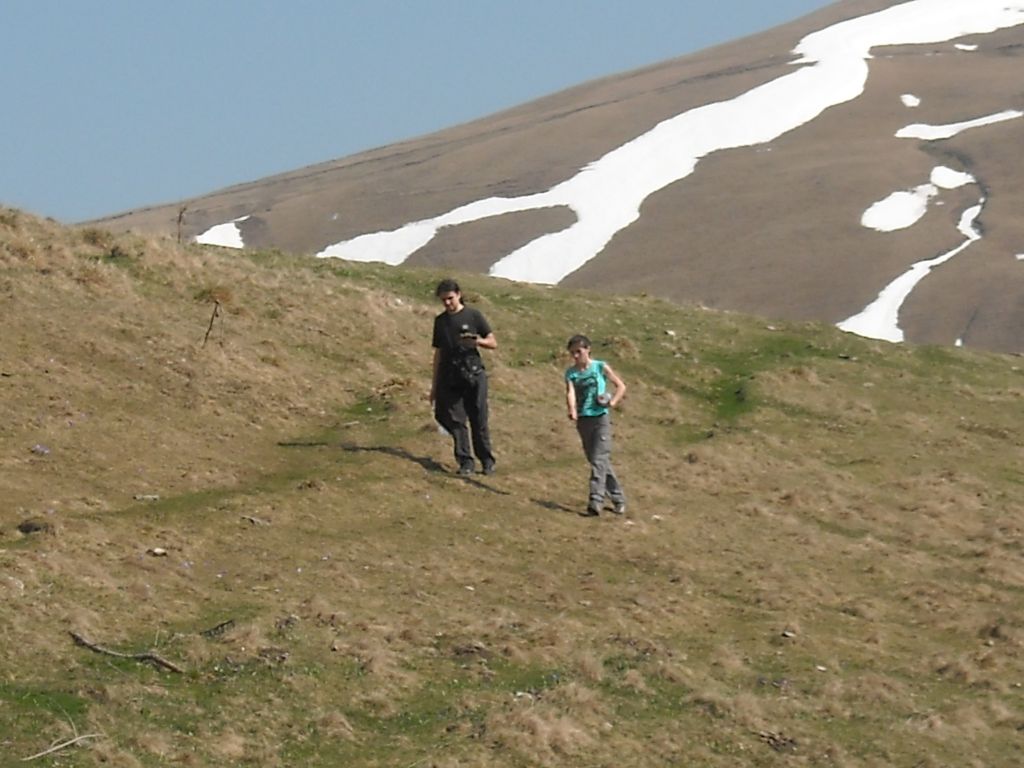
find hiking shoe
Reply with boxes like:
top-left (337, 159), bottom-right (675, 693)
top-left (579, 506), bottom-right (600, 517)
top-left (457, 463), bottom-right (475, 476)
top-left (481, 462), bottom-right (496, 476)
top-left (612, 501), bottom-right (626, 515)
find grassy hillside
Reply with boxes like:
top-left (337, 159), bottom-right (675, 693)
top-left (3, 206), bottom-right (1024, 767)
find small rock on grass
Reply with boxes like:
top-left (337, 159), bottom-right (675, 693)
top-left (17, 518), bottom-right (53, 535)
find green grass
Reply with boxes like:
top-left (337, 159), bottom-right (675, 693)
top-left (5, 209), bottom-right (1024, 766)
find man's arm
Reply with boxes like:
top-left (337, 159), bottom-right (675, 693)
top-left (430, 347), bottom-right (441, 402)
top-left (474, 309), bottom-right (497, 350)
top-left (474, 332), bottom-right (497, 351)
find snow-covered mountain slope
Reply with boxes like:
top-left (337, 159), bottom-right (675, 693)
top-left (97, 0), bottom-right (1024, 352)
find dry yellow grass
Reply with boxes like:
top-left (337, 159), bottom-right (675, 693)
top-left (4, 207), bottom-right (1024, 766)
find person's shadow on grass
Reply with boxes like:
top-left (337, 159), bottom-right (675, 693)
top-left (338, 443), bottom-right (511, 495)
top-left (284, 440), bottom-right (513, 496)
top-left (531, 498), bottom-right (576, 515)
top-left (338, 443), bottom-right (447, 473)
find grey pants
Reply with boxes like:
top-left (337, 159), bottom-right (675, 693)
top-left (435, 373), bottom-right (494, 468)
top-left (576, 414), bottom-right (625, 508)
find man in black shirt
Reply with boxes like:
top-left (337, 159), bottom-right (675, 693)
top-left (430, 278), bottom-right (497, 476)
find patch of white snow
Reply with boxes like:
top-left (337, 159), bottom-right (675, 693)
top-left (860, 166), bottom-right (975, 232)
top-left (862, 185), bottom-right (938, 232)
top-left (194, 216), bottom-right (250, 249)
top-left (318, 0), bottom-right (1024, 285)
top-left (840, 202), bottom-right (983, 342)
top-left (896, 109), bottom-right (1023, 140)
top-left (930, 166), bottom-right (975, 189)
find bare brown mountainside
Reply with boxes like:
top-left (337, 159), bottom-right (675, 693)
top-left (96, 0), bottom-right (1024, 352)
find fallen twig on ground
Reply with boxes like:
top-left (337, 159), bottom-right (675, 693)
top-left (69, 631), bottom-right (185, 673)
top-left (202, 299), bottom-right (221, 347)
top-left (21, 733), bottom-right (102, 762)
top-left (200, 619), bottom-right (236, 638)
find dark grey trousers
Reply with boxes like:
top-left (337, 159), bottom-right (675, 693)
top-left (435, 373), bottom-right (494, 468)
top-left (576, 413), bottom-right (624, 508)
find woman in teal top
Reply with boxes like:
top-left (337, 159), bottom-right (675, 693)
top-left (564, 334), bottom-right (627, 516)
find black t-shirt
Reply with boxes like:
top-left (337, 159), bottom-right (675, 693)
top-left (433, 306), bottom-right (492, 370)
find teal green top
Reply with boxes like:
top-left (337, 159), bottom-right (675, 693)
top-left (565, 360), bottom-right (609, 417)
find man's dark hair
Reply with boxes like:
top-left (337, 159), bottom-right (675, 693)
top-left (567, 334), bottom-right (591, 350)
top-left (435, 278), bottom-right (461, 296)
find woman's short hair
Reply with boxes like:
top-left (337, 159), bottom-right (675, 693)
top-left (566, 334), bottom-right (591, 350)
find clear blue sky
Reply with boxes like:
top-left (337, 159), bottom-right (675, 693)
top-left (0, 0), bottom-right (835, 223)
